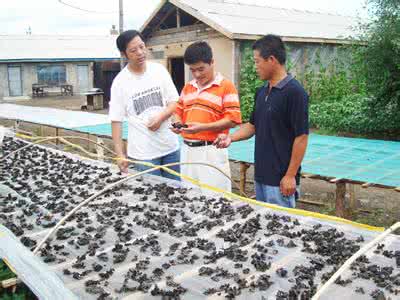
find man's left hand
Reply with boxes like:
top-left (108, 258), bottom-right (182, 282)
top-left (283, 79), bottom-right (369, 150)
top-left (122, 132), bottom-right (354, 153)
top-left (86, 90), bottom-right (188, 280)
top-left (181, 122), bottom-right (206, 134)
top-left (147, 116), bottom-right (163, 132)
top-left (280, 175), bottom-right (296, 196)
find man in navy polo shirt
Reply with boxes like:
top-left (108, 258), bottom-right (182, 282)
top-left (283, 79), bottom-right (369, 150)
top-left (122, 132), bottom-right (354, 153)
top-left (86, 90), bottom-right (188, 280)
top-left (214, 34), bottom-right (309, 208)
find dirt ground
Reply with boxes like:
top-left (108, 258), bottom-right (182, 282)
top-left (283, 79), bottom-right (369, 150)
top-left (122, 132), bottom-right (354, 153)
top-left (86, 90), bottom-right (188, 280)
top-left (2, 96), bottom-right (400, 228)
top-left (2, 95), bottom-right (87, 110)
top-left (229, 162), bottom-right (400, 228)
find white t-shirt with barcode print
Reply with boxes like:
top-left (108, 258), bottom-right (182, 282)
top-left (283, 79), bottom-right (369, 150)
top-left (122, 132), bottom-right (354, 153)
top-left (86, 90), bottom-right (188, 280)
top-left (109, 62), bottom-right (179, 160)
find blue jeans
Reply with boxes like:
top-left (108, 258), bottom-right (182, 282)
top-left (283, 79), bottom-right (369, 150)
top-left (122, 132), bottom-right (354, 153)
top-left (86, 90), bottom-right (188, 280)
top-left (255, 181), bottom-right (299, 208)
top-left (133, 150), bottom-right (180, 181)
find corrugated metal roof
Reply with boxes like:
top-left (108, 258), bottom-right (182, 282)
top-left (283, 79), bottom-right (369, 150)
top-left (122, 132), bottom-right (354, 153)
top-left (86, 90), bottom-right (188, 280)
top-left (0, 35), bottom-right (120, 62)
top-left (143, 0), bottom-right (357, 41)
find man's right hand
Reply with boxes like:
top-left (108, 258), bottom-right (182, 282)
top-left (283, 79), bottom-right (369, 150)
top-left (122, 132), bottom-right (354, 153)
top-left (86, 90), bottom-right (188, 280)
top-left (213, 134), bottom-right (232, 148)
top-left (117, 157), bottom-right (129, 174)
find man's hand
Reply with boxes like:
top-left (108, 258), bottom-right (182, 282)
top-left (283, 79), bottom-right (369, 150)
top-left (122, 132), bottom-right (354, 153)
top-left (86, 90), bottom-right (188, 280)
top-left (117, 157), bottom-right (129, 174)
top-left (170, 127), bottom-right (181, 134)
top-left (280, 175), bottom-right (296, 196)
top-left (181, 122), bottom-right (206, 134)
top-left (213, 134), bottom-right (232, 148)
top-left (147, 115), bottom-right (163, 132)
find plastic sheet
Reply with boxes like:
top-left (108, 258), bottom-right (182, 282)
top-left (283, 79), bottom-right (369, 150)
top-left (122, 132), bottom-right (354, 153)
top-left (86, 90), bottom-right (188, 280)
top-left (0, 103), bottom-right (109, 129)
top-left (0, 224), bottom-right (78, 300)
top-left (1, 137), bottom-right (399, 300)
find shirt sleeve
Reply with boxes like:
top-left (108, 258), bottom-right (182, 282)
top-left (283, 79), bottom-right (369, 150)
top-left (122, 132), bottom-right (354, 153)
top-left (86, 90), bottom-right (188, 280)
top-left (108, 81), bottom-right (126, 122)
top-left (160, 65), bottom-right (179, 104)
top-left (289, 88), bottom-right (309, 137)
top-left (222, 80), bottom-right (242, 124)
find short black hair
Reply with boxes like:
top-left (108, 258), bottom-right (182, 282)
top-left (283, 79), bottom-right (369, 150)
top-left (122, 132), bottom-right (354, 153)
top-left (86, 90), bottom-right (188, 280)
top-left (184, 41), bottom-right (213, 65)
top-left (252, 35), bottom-right (286, 65)
top-left (116, 30), bottom-right (144, 53)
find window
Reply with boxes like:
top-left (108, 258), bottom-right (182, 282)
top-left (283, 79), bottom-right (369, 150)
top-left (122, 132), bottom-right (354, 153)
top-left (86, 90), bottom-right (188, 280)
top-left (180, 10), bottom-right (198, 27)
top-left (159, 8), bottom-right (198, 30)
top-left (37, 65), bottom-right (66, 86)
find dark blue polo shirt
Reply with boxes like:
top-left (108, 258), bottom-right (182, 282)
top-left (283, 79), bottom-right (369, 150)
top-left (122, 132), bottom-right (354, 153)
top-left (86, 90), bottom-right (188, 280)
top-left (249, 74), bottom-right (309, 186)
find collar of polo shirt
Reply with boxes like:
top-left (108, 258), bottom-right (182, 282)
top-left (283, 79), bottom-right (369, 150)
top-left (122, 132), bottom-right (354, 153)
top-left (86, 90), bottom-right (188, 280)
top-left (265, 73), bottom-right (294, 90)
top-left (189, 72), bottom-right (224, 92)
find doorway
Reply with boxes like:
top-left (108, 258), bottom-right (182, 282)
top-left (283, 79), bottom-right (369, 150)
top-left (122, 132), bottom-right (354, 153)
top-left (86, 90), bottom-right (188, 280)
top-left (93, 61), bottom-right (121, 108)
top-left (77, 65), bottom-right (89, 93)
top-left (169, 57), bottom-right (185, 94)
top-left (8, 65), bottom-right (23, 96)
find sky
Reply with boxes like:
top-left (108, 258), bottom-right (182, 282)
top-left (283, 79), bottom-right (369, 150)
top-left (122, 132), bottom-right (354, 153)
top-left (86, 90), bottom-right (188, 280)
top-left (1, 0), bottom-right (369, 36)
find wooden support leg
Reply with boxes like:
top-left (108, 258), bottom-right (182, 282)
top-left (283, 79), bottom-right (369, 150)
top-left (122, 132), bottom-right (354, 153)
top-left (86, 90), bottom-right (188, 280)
top-left (14, 120), bottom-right (19, 132)
top-left (335, 181), bottom-right (346, 218)
top-left (239, 162), bottom-right (250, 196)
top-left (1, 278), bottom-right (18, 289)
top-left (348, 183), bottom-right (356, 217)
top-left (96, 137), bottom-right (104, 161)
top-left (56, 127), bottom-right (59, 146)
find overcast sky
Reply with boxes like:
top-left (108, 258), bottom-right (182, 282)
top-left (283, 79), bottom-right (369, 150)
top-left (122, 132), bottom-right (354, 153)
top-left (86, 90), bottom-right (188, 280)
top-left (1, 0), bottom-right (368, 35)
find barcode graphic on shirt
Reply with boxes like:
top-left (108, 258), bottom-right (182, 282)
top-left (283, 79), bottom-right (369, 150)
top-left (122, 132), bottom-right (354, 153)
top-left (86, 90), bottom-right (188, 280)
top-left (133, 91), bottom-right (163, 115)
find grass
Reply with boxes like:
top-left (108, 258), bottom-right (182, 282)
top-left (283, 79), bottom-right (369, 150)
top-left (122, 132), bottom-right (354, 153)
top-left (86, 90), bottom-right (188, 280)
top-left (0, 260), bottom-right (38, 300)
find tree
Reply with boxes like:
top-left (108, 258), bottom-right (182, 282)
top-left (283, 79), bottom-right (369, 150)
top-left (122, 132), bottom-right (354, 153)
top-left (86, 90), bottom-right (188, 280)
top-left (357, 0), bottom-right (400, 108)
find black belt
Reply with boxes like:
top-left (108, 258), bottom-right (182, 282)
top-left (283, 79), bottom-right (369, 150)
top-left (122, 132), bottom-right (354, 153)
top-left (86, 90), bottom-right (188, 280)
top-left (184, 140), bottom-right (213, 147)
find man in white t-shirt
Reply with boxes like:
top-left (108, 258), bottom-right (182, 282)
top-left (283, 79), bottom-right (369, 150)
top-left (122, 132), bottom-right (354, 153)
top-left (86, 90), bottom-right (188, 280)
top-left (109, 30), bottom-right (180, 180)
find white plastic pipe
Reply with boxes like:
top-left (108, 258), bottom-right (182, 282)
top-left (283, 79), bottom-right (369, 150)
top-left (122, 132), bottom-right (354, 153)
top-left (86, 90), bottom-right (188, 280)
top-left (32, 162), bottom-right (182, 254)
top-left (32, 160), bottom-right (242, 254)
top-left (312, 221), bottom-right (400, 299)
top-left (0, 135), bottom-right (114, 161)
top-left (3, 135), bottom-right (246, 196)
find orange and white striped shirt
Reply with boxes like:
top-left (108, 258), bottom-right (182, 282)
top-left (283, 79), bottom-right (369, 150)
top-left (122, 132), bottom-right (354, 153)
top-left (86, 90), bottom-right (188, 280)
top-left (176, 73), bottom-right (242, 141)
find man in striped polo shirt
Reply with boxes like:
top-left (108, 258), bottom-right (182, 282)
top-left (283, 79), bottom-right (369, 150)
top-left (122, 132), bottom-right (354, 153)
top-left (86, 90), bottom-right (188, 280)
top-left (171, 41), bottom-right (242, 193)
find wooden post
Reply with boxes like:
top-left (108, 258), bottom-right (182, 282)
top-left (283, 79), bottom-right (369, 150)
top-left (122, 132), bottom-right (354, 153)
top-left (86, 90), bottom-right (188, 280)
top-left (239, 162), bottom-right (250, 196)
top-left (176, 8), bottom-right (181, 28)
top-left (55, 127), bottom-right (59, 146)
top-left (87, 134), bottom-right (91, 151)
top-left (1, 278), bottom-right (17, 289)
top-left (14, 120), bottom-right (19, 132)
top-left (301, 47), bottom-right (309, 88)
top-left (96, 137), bottom-right (104, 161)
top-left (119, 0), bottom-right (124, 70)
top-left (348, 183), bottom-right (356, 217)
top-left (233, 40), bottom-right (241, 88)
top-left (335, 181), bottom-right (346, 218)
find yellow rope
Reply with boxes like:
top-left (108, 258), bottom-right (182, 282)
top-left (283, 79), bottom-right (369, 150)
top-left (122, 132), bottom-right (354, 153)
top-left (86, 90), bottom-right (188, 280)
top-left (9, 133), bottom-right (385, 232)
top-left (11, 133), bottom-right (248, 197)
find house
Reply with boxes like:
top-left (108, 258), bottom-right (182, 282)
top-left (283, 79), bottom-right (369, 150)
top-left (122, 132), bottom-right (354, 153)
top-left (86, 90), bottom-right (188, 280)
top-left (0, 35), bottom-right (120, 101)
top-left (140, 0), bottom-right (357, 92)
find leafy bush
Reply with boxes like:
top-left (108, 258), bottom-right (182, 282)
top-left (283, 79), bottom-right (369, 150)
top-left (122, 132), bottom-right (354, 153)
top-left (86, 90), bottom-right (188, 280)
top-left (355, 0), bottom-right (400, 109)
top-left (310, 93), bottom-right (400, 134)
top-left (239, 47), bottom-right (263, 122)
top-left (238, 44), bottom-right (399, 136)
